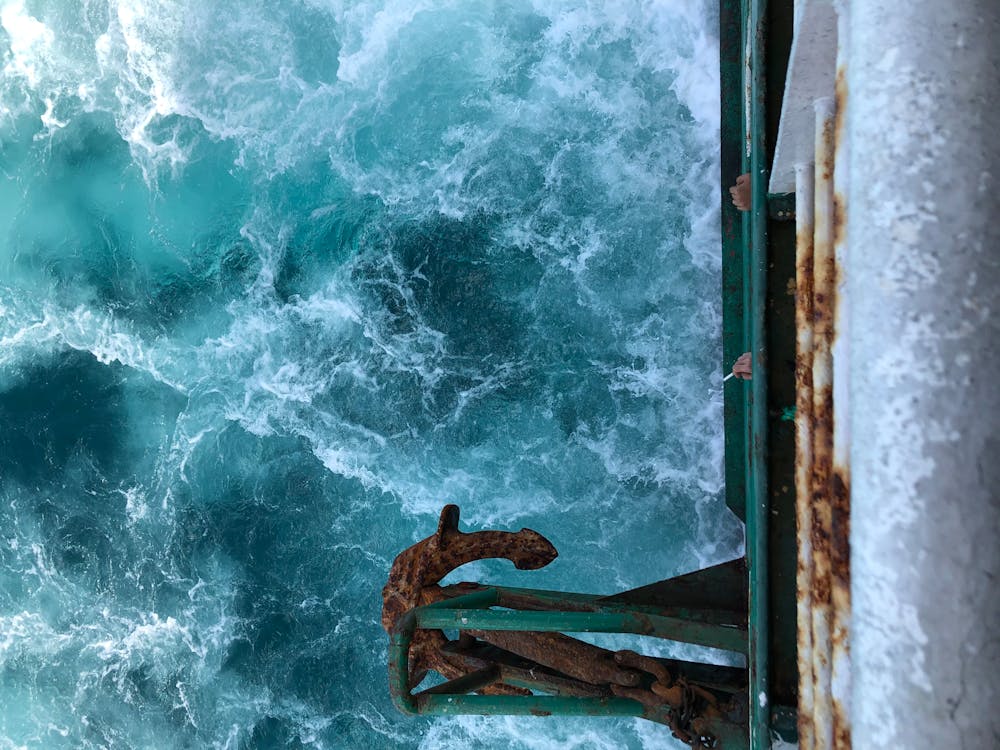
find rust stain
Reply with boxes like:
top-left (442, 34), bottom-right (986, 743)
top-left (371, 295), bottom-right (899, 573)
top-left (830, 65), bottom-right (851, 740)
top-left (382, 505), bottom-right (557, 693)
top-left (809, 518), bottom-right (832, 605)
top-left (833, 718), bottom-right (852, 750)
top-left (830, 468), bottom-right (852, 594)
top-left (382, 504), bottom-right (557, 634)
top-left (796, 554), bottom-right (811, 596)
top-left (794, 205), bottom-right (815, 475)
top-left (812, 261), bottom-right (837, 336)
top-left (834, 66), bottom-right (847, 159)
top-left (818, 114), bottom-right (836, 183)
top-left (833, 192), bottom-right (847, 252)
top-left (830, 466), bottom-right (852, 749)
top-left (797, 102), bottom-right (853, 744)
top-left (470, 629), bottom-right (643, 688)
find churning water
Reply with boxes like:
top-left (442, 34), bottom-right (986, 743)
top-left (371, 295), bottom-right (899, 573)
top-left (0, 1), bottom-right (742, 747)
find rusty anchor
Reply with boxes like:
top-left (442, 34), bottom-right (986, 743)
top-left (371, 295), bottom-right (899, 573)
top-left (381, 505), bottom-right (739, 749)
top-left (381, 504), bottom-right (558, 692)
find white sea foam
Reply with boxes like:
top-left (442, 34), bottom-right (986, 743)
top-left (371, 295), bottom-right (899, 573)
top-left (121, 485), bottom-right (150, 523)
top-left (0, 298), bottom-right (188, 393)
top-left (0, 1), bottom-right (55, 90)
top-left (421, 715), bottom-right (646, 750)
top-left (334, 0), bottom-right (434, 87)
top-left (0, 611), bottom-right (70, 661)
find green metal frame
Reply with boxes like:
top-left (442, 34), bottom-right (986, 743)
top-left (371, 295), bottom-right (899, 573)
top-left (389, 588), bottom-right (747, 746)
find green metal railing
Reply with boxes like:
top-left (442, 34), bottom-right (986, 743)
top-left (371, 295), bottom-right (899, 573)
top-left (721, 0), bottom-right (770, 744)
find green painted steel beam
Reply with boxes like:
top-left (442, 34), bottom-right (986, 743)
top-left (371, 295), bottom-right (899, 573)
top-left (413, 684), bottom-right (748, 749)
top-left (421, 588), bottom-right (499, 610)
top-left (721, 0), bottom-right (771, 741)
top-left (721, 0), bottom-right (749, 523)
top-left (417, 666), bottom-right (501, 697)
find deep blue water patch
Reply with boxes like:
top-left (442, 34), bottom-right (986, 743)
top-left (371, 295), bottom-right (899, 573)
top-left (0, 351), bottom-right (125, 485)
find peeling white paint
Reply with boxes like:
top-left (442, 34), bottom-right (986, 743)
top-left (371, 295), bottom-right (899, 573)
top-left (847, 0), bottom-right (1000, 747)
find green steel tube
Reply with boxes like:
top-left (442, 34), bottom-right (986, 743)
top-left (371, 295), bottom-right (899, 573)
top-left (488, 586), bottom-right (603, 607)
top-left (439, 584), bottom-right (744, 627)
top-left (414, 693), bottom-right (747, 749)
top-left (415, 608), bottom-right (748, 654)
top-left (390, 605), bottom-right (650, 719)
top-left (389, 611), bottom-right (418, 715)
top-left (414, 694), bottom-right (646, 718)
top-left (743, 0), bottom-right (771, 746)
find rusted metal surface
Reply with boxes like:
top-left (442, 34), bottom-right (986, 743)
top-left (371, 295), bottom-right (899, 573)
top-left (381, 504), bottom-right (557, 634)
top-left (808, 96), bottom-right (837, 750)
top-left (467, 629), bottom-right (644, 688)
top-left (381, 504), bottom-right (557, 692)
top-left (608, 649), bottom-right (735, 748)
top-left (829, 32), bottom-right (852, 748)
top-left (829, 466), bottom-right (851, 750)
top-left (408, 626), bottom-right (531, 697)
top-left (793, 159), bottom-right (816, 750)
top-left (792, 69), bottom-right (852, 746)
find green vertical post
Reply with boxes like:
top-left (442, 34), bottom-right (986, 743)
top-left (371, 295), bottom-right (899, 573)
top-left (744, 0), bottom-right (771, 747)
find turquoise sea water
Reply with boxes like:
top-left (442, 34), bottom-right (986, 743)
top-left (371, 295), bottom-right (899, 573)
top-left (0, 1), bottom-right (741, 748)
